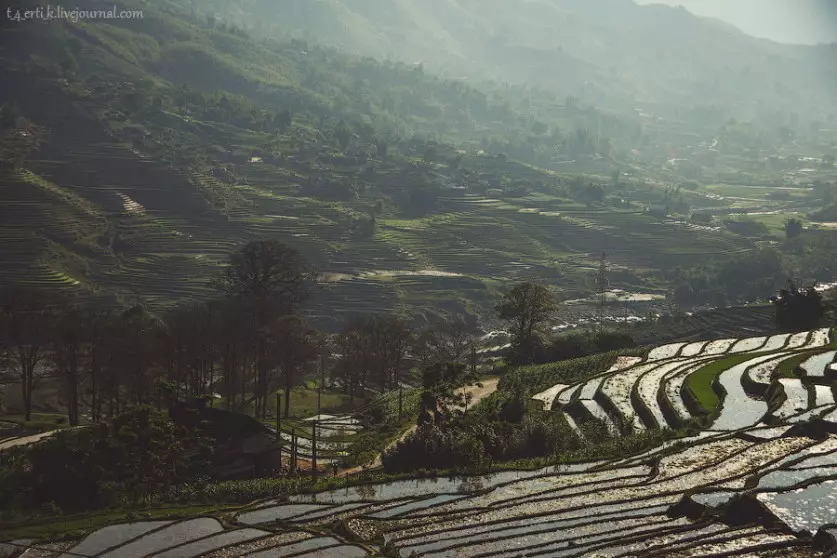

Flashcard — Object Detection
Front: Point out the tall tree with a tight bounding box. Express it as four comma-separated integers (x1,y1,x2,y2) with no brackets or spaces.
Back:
784,217,804,239
213,298,250,412
415,317,472,367
770,281,824,332
269,314,319,418
84,306,113,423
337,315,413,393
0,288,55,421
218,239,316,310
49,305,85,426
496,282,557,365
217,240,316,418
110,306,163,409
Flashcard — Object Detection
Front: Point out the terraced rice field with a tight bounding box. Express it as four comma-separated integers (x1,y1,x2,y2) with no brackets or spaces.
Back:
266,414,362,462
37,419,837,556
15,328,837,557
5,127,765,331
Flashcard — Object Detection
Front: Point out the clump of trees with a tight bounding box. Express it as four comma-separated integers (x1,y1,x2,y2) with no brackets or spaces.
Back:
0,239,487,429
770,281,825,332
784,217,804,240
0,239,324,425
0,407,210,514
496,282,557,365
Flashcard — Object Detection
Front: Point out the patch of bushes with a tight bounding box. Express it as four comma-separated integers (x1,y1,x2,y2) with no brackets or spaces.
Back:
382,408,692,475
381,412,584,474
0,407,211,514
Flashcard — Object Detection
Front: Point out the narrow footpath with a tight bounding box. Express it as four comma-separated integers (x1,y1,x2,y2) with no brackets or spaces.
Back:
338,377,500,477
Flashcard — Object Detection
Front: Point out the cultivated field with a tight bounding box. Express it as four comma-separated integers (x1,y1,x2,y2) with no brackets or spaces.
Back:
15,328,837,557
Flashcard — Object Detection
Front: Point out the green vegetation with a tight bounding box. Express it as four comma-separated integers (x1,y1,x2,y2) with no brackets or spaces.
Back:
0,407,210,515
776,352,816,380
685,353,756,415
1,0,834,332
3,0,837,550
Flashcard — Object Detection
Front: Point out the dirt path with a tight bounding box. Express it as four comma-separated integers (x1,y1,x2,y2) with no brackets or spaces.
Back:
453,377,500,411
0,430,58,452
338,378,500,477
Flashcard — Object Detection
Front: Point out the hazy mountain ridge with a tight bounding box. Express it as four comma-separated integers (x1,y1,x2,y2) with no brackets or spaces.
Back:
211,0,837,121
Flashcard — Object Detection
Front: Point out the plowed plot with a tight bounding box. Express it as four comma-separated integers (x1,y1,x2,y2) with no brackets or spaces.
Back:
433,514,688,557
532,383,570,411
702,338,737,355
665,531,802,557
99,518,224,558
805,327,831,348
747,354,797,386
60,522,174,557
785,331,812,350
580,399,618,433
665,361,707,421
680,341,709,357
814,385,835,406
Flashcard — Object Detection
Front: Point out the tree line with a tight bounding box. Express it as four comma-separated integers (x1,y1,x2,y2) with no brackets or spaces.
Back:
0,240,486,426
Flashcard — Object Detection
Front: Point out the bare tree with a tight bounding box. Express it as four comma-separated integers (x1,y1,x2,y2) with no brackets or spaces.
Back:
336,314,413,394
0,288,55,422
415,317,473,367
269,314,319,419
49,305,84,426
496,282,557,364
217,240,317,310
84,306,113,423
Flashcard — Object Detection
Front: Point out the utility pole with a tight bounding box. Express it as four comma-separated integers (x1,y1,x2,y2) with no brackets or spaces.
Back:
290,429,296,474
623,299,629,332
466,344,477,412
276,392,281,443
398,386,403,420
596,252,608,334
317,354,323,418
311,420,318,481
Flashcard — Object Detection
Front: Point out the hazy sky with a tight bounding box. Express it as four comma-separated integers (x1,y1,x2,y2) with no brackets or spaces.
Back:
633,0,837,45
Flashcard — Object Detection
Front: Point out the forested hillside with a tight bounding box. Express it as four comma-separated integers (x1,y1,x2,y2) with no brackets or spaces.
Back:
207,0,837,123
1,0,836,332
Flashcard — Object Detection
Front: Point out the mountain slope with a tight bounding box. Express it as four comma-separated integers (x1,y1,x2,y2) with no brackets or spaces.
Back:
0,0,812,331
212,0,837,122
